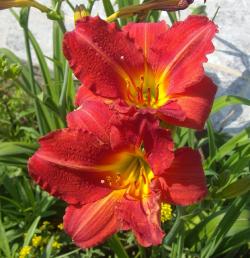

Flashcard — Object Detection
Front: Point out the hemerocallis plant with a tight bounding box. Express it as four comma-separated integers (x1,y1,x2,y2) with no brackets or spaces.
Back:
63,15,217,130
28,91,207,248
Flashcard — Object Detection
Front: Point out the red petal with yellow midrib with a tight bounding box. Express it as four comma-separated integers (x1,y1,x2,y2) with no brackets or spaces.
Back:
158,76,217,130
63,16,144,99
150,15,218,95
64,190,164,248
123,21,168,60
28,129,113,205
64,190,124,248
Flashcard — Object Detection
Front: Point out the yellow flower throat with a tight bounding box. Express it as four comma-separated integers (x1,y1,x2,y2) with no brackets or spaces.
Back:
97,150,154,199
124,72,169,109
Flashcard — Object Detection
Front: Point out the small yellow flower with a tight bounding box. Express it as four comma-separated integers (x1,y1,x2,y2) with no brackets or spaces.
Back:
32,235,42,247
52,241,62,249
19,246,32,258
161,203,172,223
57,223,64,230
39,220,50,231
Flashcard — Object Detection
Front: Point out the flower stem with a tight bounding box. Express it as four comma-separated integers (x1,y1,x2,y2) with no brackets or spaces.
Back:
55,0,66,33
23,13,45,134
108,234,129,258
56,18,66,34
164,206,184,246
138,245,146,258
31,1,50,13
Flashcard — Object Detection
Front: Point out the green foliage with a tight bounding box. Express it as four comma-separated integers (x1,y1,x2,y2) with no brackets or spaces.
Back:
0,55,21,81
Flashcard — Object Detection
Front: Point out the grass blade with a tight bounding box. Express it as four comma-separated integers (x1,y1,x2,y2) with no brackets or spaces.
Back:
212,95,250,114
108,234,129,258
201,196,247,258
0,217,11,258
23,216,41,246
206,120,217,158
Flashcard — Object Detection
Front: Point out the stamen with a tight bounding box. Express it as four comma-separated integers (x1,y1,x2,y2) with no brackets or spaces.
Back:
127,89,134,103
126,80,135,103
142,172,147,184
147,88,151,105
137,87,143,103
155,84,159,104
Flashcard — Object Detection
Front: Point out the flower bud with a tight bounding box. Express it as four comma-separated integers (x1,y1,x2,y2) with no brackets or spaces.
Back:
0,0,50,13
74,4,89,25
107,0,195,22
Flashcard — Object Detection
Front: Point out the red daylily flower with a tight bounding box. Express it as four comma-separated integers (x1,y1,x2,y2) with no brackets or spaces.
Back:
63,15,217,130
28,92,207,248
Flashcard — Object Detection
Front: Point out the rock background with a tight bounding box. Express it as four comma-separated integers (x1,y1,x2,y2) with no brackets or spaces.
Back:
0,0,249,133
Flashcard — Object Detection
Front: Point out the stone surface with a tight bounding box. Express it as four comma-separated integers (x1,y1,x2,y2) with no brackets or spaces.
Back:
0,0,249,133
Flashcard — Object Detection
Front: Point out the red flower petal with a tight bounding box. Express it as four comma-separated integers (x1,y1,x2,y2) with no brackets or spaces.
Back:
75,85,100,106
150,15,218,95
64,191,164,248
28,129,113,204
123,21,168,60
64,190,125,248
158,147,207,205
67,88,113,143
63,16,144,99
108,112,151,152
143,127,174,176
118,194,164,247
158,76,217,130
157,100,186,122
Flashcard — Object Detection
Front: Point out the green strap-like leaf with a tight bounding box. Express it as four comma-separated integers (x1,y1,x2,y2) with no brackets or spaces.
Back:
108,234,130,258
0,142,37,166
0,218,11,258
200,196,248,258
213,176,250,199
212,95,250,114
208,127,250,165
23,216,41,246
